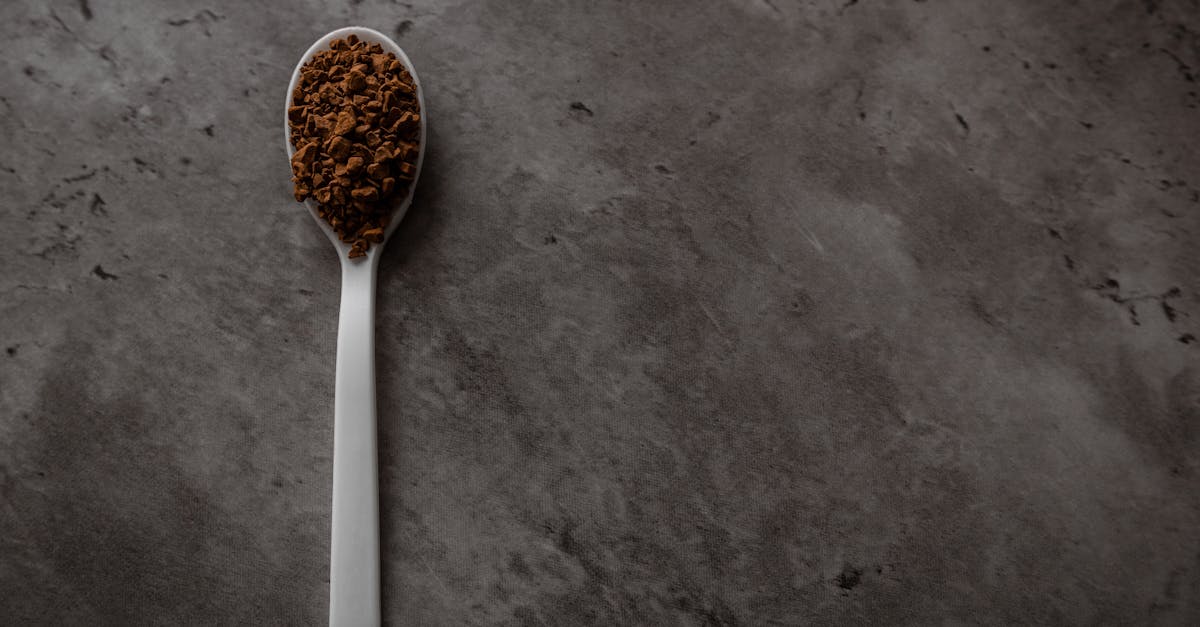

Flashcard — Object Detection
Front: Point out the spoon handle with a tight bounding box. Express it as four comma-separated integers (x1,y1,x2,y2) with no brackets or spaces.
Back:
330,258,381,627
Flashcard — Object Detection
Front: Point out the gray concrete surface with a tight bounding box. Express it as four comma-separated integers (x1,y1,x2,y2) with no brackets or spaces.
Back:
2,0,1198,624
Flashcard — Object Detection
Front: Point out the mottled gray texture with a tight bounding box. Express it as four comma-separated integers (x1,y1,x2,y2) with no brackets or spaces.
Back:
1,0,1199,624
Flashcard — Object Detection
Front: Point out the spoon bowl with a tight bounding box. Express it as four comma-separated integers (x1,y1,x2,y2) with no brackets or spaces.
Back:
284,26,425,627
285,26,427,261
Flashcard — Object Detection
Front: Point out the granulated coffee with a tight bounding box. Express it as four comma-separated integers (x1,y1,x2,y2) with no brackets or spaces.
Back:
288,34,421,258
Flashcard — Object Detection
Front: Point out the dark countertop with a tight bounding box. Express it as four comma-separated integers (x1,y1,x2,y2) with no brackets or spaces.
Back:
2,0,1198,624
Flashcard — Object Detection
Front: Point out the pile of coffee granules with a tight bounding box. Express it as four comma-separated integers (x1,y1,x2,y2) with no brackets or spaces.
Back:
288,34,421,258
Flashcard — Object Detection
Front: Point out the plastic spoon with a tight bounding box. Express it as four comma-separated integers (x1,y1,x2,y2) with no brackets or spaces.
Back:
284,26,426,627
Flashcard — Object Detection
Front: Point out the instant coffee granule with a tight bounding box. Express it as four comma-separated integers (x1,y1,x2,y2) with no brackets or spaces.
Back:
289,34,421,258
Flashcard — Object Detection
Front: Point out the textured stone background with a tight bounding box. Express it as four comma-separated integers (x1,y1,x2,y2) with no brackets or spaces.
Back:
2,0,1199,624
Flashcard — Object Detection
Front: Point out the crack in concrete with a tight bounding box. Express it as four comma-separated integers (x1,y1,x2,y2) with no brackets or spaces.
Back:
48,8,119,74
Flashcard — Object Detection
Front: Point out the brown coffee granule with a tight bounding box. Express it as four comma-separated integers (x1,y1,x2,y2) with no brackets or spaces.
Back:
289,34,421,258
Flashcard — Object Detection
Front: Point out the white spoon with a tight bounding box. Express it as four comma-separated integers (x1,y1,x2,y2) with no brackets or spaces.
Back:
284,26,426,627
